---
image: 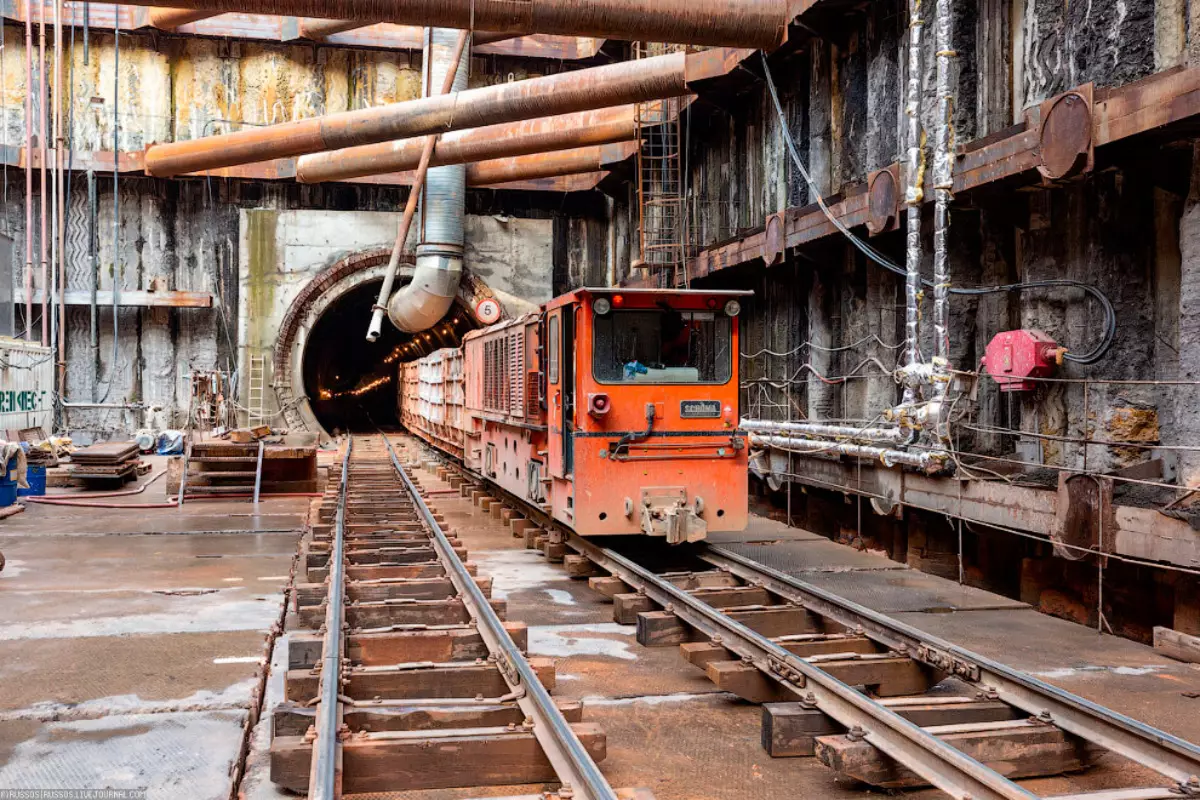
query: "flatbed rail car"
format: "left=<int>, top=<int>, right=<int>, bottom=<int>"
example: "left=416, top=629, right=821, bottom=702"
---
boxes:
left=400, top=288, right=753, bottom=543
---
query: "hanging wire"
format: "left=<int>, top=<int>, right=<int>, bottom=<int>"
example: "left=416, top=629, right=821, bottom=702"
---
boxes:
left=758, top=51, right=1116, bottom=365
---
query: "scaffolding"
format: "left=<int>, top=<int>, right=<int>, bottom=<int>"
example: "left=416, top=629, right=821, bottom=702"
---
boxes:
left=635, top=43, right=689, bottom=288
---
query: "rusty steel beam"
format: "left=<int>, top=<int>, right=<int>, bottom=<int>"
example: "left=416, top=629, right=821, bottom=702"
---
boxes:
left=467, top=141, right=637, bottom=186
left=676, top=66, right=1200, bottom=285
left=111, top=0, right=790, bottom=47
left=144, top=49, right=738, bottom=177
left=147, top=6, right=221, bottom=27
left=296, top=105, right=640, bottom=183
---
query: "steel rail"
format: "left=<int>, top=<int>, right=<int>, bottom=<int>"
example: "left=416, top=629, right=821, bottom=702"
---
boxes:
left=701, top=544, right=1200, bottom=788
left=379, top=436, right=619, bottom=800
left=411, top=450, right=1200, bottom=796
left=308, top=436, right=352, bottom=800
left=566, top=534, right=1038, bottom=800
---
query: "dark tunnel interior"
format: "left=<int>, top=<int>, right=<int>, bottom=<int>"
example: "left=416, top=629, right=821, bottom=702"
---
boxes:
left=301, top=279, right=474, bottom=434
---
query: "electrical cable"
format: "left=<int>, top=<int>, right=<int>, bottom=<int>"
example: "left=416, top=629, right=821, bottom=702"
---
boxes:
left=758, top=51, right=1116, bottom=366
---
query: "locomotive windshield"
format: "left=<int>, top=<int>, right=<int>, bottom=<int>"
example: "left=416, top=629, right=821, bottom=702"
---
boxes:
left=592, top=307, right=732, bottom=384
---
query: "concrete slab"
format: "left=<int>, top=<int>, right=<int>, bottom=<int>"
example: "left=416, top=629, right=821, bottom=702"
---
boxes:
left=0, top=710, right=247, bottom=798
left=717, top=537, right=907, bottom=573
left=894, top=608, right=1200, bottom=742
left=0, top=531, right=297, bottom=591
left=708, top=514, right=825, bottom=544
left=797, top=568, right=1029, bottom=613
left=0, top=630, right=264, bottom=713
left=475, top=548, right=612, bottom=625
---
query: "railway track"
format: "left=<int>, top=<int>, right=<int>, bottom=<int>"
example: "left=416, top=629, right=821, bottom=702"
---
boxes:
left=268, top=434, right=621, bottom=800
left=414, top=438, right=1200, bottom=800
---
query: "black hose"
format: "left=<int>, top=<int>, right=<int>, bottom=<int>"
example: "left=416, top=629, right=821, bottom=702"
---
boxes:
left=758, top=51, right=1118, bottom=367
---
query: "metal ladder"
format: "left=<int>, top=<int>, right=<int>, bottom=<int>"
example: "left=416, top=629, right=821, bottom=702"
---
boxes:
left=247, top=354, right=266, bottom=427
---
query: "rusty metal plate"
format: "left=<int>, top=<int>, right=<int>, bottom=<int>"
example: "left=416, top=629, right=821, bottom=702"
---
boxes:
left=1037, top=86, right=1094, bottom=180
left=761, top=211, right=786, bottom=266
left=866, top=165, right=900, bottom=235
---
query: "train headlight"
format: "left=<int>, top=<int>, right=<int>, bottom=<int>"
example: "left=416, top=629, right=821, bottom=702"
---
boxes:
left=724, top=299, right=742, bottom=317
left=594, top=297, right=612, bottom=315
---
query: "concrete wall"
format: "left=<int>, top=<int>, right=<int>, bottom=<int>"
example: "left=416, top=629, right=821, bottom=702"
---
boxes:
left=0, top=24, right=561, bottom=150
left=237, top=208, right=554, bottom=420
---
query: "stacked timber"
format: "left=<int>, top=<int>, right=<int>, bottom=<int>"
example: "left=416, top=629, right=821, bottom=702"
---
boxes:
left=69, top=441, right=140, bottom=482
left=168, top=441, right=319, bottom=497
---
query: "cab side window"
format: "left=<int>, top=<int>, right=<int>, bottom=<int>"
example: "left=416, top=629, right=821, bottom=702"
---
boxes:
left=548, top=316, right=560, bottom=385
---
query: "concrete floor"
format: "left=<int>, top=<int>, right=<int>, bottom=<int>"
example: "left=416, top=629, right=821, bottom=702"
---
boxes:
left=8, top=457, right=1199, bottom=800
left=0, top=466, right=308, bottom=798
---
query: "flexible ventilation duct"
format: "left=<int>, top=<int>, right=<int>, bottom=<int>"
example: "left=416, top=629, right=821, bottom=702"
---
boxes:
left=387, top=27, right=469, bottom=334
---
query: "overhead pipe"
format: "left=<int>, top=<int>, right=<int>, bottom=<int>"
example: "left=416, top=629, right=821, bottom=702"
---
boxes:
left=23, top=6, right=33, bottom=340
left=39, top=0, right=48, bottom=346
left=466, top=143, right=631, bottom=186
left=296, top=105, right=640, bottom=184
left=365, top=28, right=469, bottom=342
left=298, top=18, right=524, bottom=42
left=148, top=7, right=222, bottom=28
left=385, top=26, right=470, bottom=335
left=114, top=0, right=789, bottom=48
left=145, top=51, right=695, bottom=177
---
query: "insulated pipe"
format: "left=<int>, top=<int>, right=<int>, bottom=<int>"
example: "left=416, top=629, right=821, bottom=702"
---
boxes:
left=39, top=0, right=48, bottom=346
left=296, top=105, right=640, bottom=184
left=365, top=28, right=469, bottom=342
left=144, top=51, right=690, bottom=177
left=900, top=0, right=925, bottom=406
left=114, top=0, right=789, bottom=48
left=748, top=433, right=946, bottom=473
left=24, top=8, right=33, bottom=340
left=386, top=26, right=470, bottom=334
left=739, top=418, right=908, bottom=444
left=148, top=7, right=221, bottom=28
left=466, top=144, right=620, bottom=186
left=931, top=0, right=954, bottom=415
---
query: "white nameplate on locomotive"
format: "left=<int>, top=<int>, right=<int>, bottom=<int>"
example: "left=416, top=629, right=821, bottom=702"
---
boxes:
left=680, top=400, right=721, bottom=418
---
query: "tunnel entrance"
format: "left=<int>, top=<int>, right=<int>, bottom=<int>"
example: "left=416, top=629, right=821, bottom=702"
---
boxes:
left=300, top=279, right=474, bottom=434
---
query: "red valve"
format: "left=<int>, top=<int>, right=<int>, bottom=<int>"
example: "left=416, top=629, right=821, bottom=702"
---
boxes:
left=981, top=330, right=1067, bottom=392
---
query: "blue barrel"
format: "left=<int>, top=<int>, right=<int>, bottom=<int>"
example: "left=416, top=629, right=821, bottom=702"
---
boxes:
left=0, top=456, right=17, bottom=507
left=18, top=465, right=46, bottom=497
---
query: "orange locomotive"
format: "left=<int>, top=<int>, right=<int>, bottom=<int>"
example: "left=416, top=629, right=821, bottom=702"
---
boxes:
left=400, top=288, right=751, bottom=542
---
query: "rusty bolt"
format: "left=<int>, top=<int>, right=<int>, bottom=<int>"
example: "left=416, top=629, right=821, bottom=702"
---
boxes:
left=847, top=725, right=867, bottom=742
left=711, top=635, right=723, bottom=645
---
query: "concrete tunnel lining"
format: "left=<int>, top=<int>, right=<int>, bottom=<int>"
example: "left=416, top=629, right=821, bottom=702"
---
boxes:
left=271, top=248, right=493, bottom=441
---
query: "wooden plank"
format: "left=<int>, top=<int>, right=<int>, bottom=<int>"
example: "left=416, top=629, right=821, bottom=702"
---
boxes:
left=613, top=592, right=656, bottom=624
left=287, top=623, right=528, bottom=669
left=762, top=699, right=1017, bottom=757
left=688, top=586, right=773, bottom=608
left=636, top=610, right=699, bottom=646
left=589, top=575, right=633, bottom=598
left=1153, top=626, right=1200, bottom=663
left=273, top=698, right=584, bottom=737
left=270, top=723, right=607, bottom=793
left=815, top=723, right=1100, bottom=788
left=706, top=660, right=794, bottom=704
left=286, top=661, right=553, bottom=702
left=725, top=606, right=821, bottom=637
left=816, top=656, right=935, bottom=697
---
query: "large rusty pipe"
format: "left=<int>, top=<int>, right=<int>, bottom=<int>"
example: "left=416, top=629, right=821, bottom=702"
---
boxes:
left=466, top=144, right=628, bottom=186
left=299, top=17, right=521, bottom=41
left=148, top=7, right=221, bottom=28
left=116, top=0, right=788, bottom=47
left=298, top=17, right=373, bottom=37
left=296, top=105, right=640, bottom=183
left=145, top=51, right=689, bottom=177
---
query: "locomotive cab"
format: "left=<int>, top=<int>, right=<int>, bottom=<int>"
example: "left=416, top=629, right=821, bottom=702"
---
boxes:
left=543, top=288, right=751, bottom=543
